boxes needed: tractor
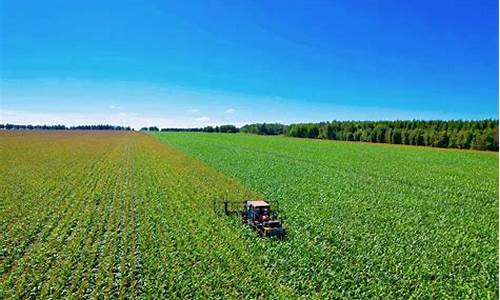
[214,199,287,239]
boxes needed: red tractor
[214,199,287,239]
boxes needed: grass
[152,132,499,299]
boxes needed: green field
[1,131,288,299]
[1,131,498,299]
[153,132,499,298]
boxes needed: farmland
[0,131,292,298]
[153,132,499,299]
[1,131,498,299]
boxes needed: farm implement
[214,199,287,239]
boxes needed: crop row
[153,132,499,298]
[1,131,297,299]
[1,132,142,299]
[2,130,496,298]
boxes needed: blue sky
[1,1,498,128]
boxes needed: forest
[240,123,286,135]
[284,120,498,151]
[0,124,132,131]
[150,125,239,133]
[3,120,498,151]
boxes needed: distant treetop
[282,120,499,151]
[1,124,132,131]
[158,125,239,133]
[240,123,286,135]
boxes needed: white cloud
[0,109,187,130]
[195,116,210,122]
[225,108,236,113]
[2,78,484,130]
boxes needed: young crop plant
[0,131,295,299]
[153,132,499,299]
[2,130,497,299]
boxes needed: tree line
[240,123,286,135]
[160,128,203,132]
[283,120,498,151]
[143,125,240,133]
[0,124,132,131]
[4,120,497,151]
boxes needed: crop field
[152,132,499,299]
[1,131,498,299]
[0,131,293,299]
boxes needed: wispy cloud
[0,108,184,130]
[195,116,210,122]
[2,79,479,129]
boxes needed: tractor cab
[242,200,270,223]
[242,200,286,239]
[213,198,287,239]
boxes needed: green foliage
[240,123,286,135]
[0,131,291,299]
[282,120,499,151]
[160,125,240,133]
[1,123,132,130]
[2,130,498,299]
[156,132,499,299]
[218,125,239,133]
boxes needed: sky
[1,0,498,128]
